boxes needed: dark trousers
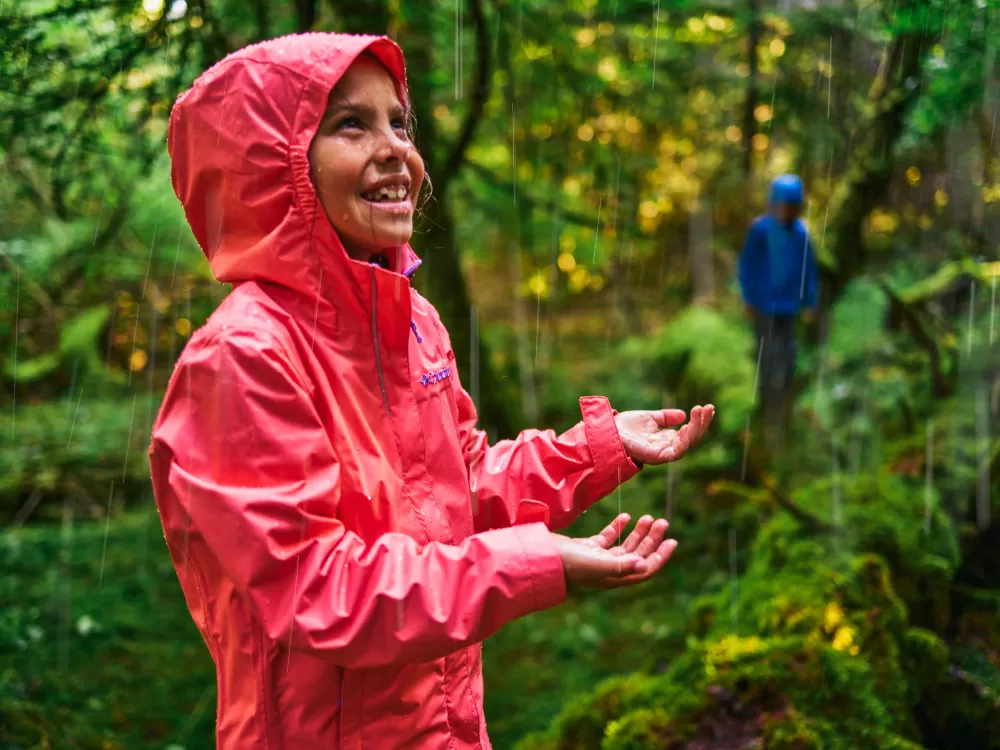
[754,312,798,426]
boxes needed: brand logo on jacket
[420,367,451,388]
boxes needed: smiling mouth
[361,185,410,203]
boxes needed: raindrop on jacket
[149,32,639,749]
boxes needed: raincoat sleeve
[150,327,566,668]
[738,221,764,309]
[453,386,640,535]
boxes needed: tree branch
[714,475,838,534]
[295,0,317,33]
[0,247,56,318]
[755,470,840,534]
[881,282,952,398]
[2,154,50,216]
[465,160,648,240]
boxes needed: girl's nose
[374,126,411,163]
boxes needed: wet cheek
[408,155,426,185]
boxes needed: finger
[689,406,704,438]
[621,515,654,553]
[632,518,669,558]
[592,549,646,577]
[612,539,678,586]
[700,404,715,440]
[666,425,692,460]
[651,409,687,428]
[588,513,630,549]
[588,554,649,588]
[648,538,679,571]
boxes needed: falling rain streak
[729,527,738,631]
[652,1,660,88]
[976,386,990,531]
[455,0,463,100]
[742,338,765,482]
[991,267,997,344]
[968,279,977,355]
[10,268,17,441]
[925,420,935,535]
[827,36,833,118]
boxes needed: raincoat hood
[769,173,804,207]
[167,32,421,309]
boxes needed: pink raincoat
[150,32,639,749]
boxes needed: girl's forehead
[333,56,405,105]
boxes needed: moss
[512,732,560,750]
[901,628,949,692]
[0,511,214,749]
[550,674,657,750]
[533,468,970,750]
[601,708,677,750]
[763,710,824,750]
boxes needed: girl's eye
[337,116,363,131]
[391,118,409,136]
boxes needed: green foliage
[513,464,1000,750]
[625,306,757,436]
[0,397,153,522]
[3,305,122,386]
[0,510,214,750]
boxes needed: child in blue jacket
[738,174,818,425]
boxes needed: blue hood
[770,174,803,206]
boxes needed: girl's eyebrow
[326,99,370,116]
[325,99,407,118]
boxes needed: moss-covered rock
[526,467,976,749]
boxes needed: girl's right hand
[552,513,677,591]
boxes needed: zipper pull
[410,320,423,343]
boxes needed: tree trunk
[330,0,389,35]
[295,0,316,32]
[742,0,760,182]
[507,229,538,424]
[688,196,716,306]
[821,3,938,311]
[397,1,515,438]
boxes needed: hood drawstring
[370,263,392,421]
[370,255,423,346]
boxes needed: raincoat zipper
[371,264,392,420]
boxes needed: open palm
[615,404,714,466]
[556,513,676,591]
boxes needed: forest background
[3,0,1000,748]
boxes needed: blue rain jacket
[738,175,818,315]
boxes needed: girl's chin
[353,221,414,251]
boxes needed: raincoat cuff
[498,522,567,615]
[579,396,640,494]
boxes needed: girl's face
[309,57,425,260]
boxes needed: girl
[150,32,713,749]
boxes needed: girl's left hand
[567,513,677,590]
[615,404,714,466]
